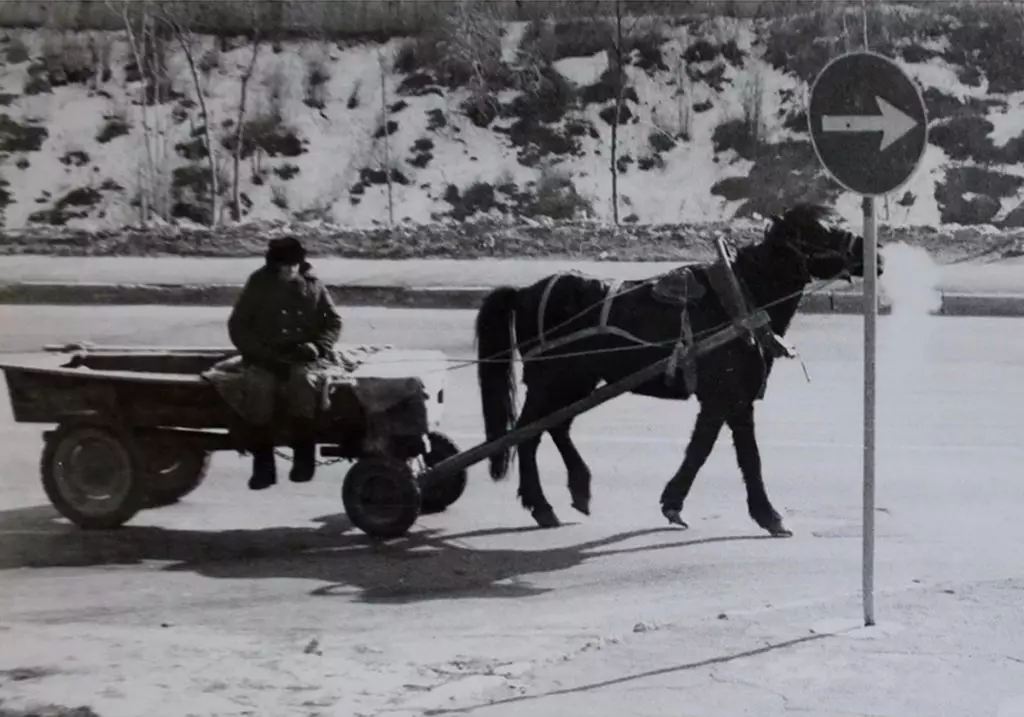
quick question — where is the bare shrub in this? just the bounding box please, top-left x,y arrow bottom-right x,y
96,106 -> 131,143
303,56 -> 330,109
293,198 -> 335,223
393,0 -> 508,94
39,31 -> 95,86
527,167 -> 593,220
739,65 -> 766,153
261,61 -> 289,123
198,46 -> 220,76
270,183 -> 288,209
5,35 -> 30,64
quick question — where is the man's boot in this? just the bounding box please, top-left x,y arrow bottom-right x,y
248,446 -> 277,490
289,442 -> 316,483
288,418 -> 317,483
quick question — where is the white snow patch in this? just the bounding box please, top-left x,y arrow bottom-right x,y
501,22 -> 529,64
988,92 -> 1024,147
902,56 -> 986,101
553,53 -> 606,87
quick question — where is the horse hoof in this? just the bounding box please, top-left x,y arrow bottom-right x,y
571,497 -> 591,516
532,508 -> 561,529
662,507 -> 689,529
767,522 -> 793,538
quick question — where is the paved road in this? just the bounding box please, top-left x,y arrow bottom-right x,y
1,307 -> 1023,717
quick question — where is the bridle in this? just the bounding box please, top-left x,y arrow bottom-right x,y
768,216 -> 860,283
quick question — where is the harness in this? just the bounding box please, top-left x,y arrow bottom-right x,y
524,272 -> 701,396
523,237 -> 795,398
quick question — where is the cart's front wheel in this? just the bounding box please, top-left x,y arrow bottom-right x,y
137,436 -> 210,508
418,431 -> 467,515
40,423 -> 147,530
342,456 -> 421,540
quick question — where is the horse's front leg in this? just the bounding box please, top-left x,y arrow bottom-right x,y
660,405 -> 725,528
726,404 -> 792,538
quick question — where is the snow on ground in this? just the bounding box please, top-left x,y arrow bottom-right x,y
2,307 -> 1024,717
0,13 -> 1022,233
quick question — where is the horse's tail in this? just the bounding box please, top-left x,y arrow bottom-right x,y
475,286 -> 519,481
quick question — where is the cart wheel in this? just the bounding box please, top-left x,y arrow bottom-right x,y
40,423 -> 147,530
342,456 -> 421,540
419,431 -> 467,515
138,436 -> 210,508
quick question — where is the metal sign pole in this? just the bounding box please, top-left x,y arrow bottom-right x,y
862,194 -> 877,627
808,50 -> 927,628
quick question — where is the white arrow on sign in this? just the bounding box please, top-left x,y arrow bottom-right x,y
821,96 -> 918,151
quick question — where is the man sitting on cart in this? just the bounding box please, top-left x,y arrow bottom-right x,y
227,236 -> 343,490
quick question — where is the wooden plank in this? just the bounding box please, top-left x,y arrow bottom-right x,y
418,312 -> 771,482
43,344 -> 236,354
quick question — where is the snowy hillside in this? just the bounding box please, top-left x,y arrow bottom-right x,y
1,2 -> 1024,233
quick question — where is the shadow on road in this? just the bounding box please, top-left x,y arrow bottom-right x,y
0,504 -> 774,604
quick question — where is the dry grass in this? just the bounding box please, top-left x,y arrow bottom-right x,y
0,217 -> 1010,264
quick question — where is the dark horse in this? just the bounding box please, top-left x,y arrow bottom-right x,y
474,203 -> 881,536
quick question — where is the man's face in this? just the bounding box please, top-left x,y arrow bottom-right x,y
273,262 -> 301,280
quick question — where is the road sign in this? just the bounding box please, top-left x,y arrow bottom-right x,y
808,51 -> 928,196
808,50 -> 928,628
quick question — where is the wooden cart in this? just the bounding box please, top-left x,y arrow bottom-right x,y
0,344 -> 467,539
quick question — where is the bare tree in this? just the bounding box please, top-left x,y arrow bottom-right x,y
603,4 -> 673,224
108,0 -> 161,223
158,1 -> 218,226
673,51 -> 692,141
445,0 -> 504,125
231,5 -> 262,222
610,0 -> 624,225
378,48 -> 394,227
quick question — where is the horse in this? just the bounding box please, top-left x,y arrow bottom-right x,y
473,203 -> 881,536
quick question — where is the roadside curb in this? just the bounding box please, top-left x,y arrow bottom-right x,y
0,282 -> 1023,317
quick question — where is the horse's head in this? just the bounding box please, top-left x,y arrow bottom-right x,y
766,203 -> 882,283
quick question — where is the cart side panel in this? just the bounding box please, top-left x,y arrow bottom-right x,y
4,367 -> 119,423
3,367 -> 235,428
69,352 -> 235,376
117,381 -> 238,428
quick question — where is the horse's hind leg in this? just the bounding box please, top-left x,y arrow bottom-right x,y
546,379 -> 599,516
514,389 -> 561,529
549,416 -> 592,516
726,404 -> 792,538
660,404 -> 726,528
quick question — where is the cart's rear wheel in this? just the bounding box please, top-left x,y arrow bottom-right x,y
342,456 -> 420,539
40,423 -> 147,530
137,435 -> 210,508
418,431 -> 467,515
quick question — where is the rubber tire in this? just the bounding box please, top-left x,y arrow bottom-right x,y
40,423 -> 147,530
138,437 -> 211,508
419,431 -> 467,515
342,456 -> 421,540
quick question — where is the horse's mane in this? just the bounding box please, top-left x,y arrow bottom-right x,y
777,202 -> 836,228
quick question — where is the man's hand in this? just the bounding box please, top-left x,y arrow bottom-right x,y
288,342 -> 319,363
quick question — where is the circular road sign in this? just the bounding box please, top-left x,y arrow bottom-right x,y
808,51 -> 928,196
